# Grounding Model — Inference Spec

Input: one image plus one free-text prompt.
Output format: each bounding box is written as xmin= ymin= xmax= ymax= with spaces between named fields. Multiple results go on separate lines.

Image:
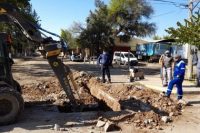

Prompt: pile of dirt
xmin=21 ymin=71 xmax=97 ymax=105
xmin=21 ymin=71 xmax=184 ymax=130
xmin=92 ymin=80 xmax=184 ymax=129
xmin=21 ymin=77 xmax=64 ymax=102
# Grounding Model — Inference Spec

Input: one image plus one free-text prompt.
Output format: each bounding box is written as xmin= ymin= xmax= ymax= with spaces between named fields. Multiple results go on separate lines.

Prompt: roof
xmin=115 ymin=38 xmax=148 ymax=47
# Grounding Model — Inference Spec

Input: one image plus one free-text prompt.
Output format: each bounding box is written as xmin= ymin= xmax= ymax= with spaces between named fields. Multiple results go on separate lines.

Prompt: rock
xmin=147 ymin=126 xmax=153 ymax=129
xmin=148 ymin=119 xmax=153 ymax=123
xmin=104 ymin=121 xmax=119 ymax=132
xmin=80 ymin=71 xmax=87 ymax=77
xmin=79 ymin=87 xmax=84 ymax=94
xmin=127 ymin=96 xmax=131 ymax=99
xmin=168 ymin=102 xmax=172 ymax=106
xmin=144 ymin=119 xmax=149 ymax=124
xmin=96 ymin=120 xmax=106 ymax=128
xmin=96 ymin=77 xmax=101 ymax=81
xmin=134 ymin=120 xmax=141 ymax=123
xmin=161 ymin=116 xmax=170 ymax=123
xmin=54 ymin=124 xmax=61 ymax=131
xmin=156 ymin=126 xmax=163 ymax=130
xmin=169 ymin=112 xmax=174 ymax=117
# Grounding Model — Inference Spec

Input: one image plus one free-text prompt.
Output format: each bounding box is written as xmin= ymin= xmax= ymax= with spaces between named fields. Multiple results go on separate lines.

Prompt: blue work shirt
xmin=173 ymin=60 xmax=186 ymax=78
xmin=98 ymin=52 xmax=111 ymax=66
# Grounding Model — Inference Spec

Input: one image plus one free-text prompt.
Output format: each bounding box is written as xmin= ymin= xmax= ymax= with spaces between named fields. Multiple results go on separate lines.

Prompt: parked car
xmin=70 ymin=54 xmax=83 ymax=62
xmin=113 ymin=51 xmax=138 ymax=66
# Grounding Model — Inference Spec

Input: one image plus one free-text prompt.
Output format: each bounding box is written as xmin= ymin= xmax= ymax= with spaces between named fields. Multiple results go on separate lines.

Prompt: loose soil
xmin=20 ymin=65 xmax=184 ymax=130
xmin=2 ymin=57 xmax=199 ymax=133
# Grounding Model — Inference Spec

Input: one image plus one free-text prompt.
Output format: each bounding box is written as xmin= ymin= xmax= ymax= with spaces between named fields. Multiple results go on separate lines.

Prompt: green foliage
xmin=166 ymin=12 xmax=200 ymax=46
xmin=0 ymin=0 xmax=40 ymax=56
xmin=61 ymin=29 xmax=79 ymax=49
xmin=108 ymin=0 xmax=156 ymax=41
xmin=153 ymin=35 xmax=162 ymax=40
xmin=153 ymin=35 xmax=172 ymax=40
xmin=77 ymin=0 xmax=114 ymax=55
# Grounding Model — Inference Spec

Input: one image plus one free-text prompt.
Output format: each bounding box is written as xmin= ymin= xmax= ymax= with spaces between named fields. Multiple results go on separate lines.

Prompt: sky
xmin=30 ymin=0 xmax=192 ymax=41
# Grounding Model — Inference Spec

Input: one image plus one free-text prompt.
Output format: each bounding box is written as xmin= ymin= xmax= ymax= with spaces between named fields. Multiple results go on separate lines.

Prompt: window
xmin=115 ymin=53 xmax=120 ymax=56
xmin=124 ymin=53 xmax=135 ymax=58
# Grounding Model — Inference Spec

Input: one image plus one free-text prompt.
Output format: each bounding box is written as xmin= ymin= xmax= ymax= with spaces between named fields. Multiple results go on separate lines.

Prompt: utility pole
xmin=187 ymin=0 xmax=194 ymax=80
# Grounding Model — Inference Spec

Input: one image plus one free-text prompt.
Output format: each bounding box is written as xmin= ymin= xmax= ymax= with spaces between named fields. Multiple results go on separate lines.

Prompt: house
xmin=135 ymin=39 xmax=195 ymax=61
xmin=113 ymin=38 xmax=148 ymax=52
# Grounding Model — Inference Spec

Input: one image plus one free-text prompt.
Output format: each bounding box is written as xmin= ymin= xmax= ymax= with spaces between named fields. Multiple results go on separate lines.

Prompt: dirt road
xmin=1 ymin=57 xmax=200 ymax=133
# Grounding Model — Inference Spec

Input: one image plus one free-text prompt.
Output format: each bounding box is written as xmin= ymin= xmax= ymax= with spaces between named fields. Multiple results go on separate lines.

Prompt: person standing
xmin=159 ymin=50 xmax=173 ymax=86
xmin=98 ymin=50 xmax=112 ymax=83
xmin=192 ymin=49 xmax=199 ymax=86
xmin=165 ymin=54 xmax=186 ymax=100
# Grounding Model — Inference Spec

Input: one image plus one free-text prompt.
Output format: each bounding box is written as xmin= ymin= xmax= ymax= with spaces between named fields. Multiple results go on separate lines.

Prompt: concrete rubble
xmin=21 ymin=71 xmax=185 ymax=130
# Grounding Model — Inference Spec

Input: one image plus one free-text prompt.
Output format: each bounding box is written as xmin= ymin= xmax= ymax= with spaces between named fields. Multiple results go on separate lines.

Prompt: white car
xmin=113 ymin=51 xmax=138 ymax=65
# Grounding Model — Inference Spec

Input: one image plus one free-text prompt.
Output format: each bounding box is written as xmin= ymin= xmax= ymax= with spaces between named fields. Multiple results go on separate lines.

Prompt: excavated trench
xmin=57 ymin=100 xmax=112 ymax=113
xmin=21 ymin=71 xmax=185 ymax=129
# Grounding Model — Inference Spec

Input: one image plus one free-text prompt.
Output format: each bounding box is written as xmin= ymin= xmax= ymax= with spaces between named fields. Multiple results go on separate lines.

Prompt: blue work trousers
xmin=166 ymin=77 xmax=184 ymax=99
xmin=101 ymin=65 xmax=111 ymax=82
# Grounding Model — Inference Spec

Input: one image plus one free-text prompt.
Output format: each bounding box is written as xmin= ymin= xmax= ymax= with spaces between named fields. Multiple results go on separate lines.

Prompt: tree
xmin=108 ymin=0 xmax=156 ymax=41
xmin=0 ymin=0 xmax=40 ymax=56
xmin=153 ymin=35 xmax=172 ymax=40
xmin=78 ymin=0 xmax=114 ymax=55
xmin=166 ymin=12 xmax=200 ymax=47
xmin=166 ymin=11 xmax=200 ymax=80
xmin=153 ymin=35 xmax=162 ymax=40
xmin=61 ymin=29 xmax=79 ymax=49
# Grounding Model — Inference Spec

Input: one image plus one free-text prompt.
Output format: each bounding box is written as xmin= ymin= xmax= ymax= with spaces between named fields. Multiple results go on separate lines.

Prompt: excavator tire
xmin=0 ymin=87 xmax=24 ymax=125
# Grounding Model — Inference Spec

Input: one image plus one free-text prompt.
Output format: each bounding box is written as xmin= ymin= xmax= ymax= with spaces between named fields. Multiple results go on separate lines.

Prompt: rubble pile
xmin=21 ymin=71 xmax=97 ymax=105
xmin=86 ymin=78 xmax=184 ymax=129
xmin=21 ymin=71 xmax=184 ymax=130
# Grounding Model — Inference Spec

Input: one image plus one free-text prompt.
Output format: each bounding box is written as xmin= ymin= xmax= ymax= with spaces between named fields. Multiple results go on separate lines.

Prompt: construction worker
xmin=159 ymin=50 xmax=173 ymax=86
xmin=97 ymin=50 xmax=112 ymax=83
xmin=192 ymin=49 xmax=199 ymax=86
xmin=165 ymin=54 xmax=185 ymax=100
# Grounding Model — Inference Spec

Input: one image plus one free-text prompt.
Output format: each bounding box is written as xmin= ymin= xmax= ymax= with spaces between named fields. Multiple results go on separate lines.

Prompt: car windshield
xmin=124 ymin=53 xmax=135 ymax=58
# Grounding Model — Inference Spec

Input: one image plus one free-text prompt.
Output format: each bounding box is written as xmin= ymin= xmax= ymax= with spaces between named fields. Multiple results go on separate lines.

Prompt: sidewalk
xmin=137 ymin=74 xmax=200 ymax=94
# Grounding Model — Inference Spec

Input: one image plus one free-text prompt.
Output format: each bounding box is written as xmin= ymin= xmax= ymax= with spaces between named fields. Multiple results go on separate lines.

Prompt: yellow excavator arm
xmin=0 ymin=2 xmax=79 ymax=108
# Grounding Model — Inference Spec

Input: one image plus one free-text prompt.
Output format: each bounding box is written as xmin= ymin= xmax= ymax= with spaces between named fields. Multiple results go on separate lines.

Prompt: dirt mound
xmin=21 ymin=71 xmax=184 ymax=130
xmin=85 ymin=77 xmax=184 ymax=129
xmin=21 ymin=71 xmax=97 ymax=105
xmin=21 ymin=77 xmax=63 ymax=102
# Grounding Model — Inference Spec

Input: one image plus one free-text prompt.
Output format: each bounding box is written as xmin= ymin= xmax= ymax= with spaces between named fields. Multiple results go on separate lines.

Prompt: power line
xmin=151 ymin=10 xmax=177 ymax=17
xmin=148 ymin=0 xmax=188 ymax=9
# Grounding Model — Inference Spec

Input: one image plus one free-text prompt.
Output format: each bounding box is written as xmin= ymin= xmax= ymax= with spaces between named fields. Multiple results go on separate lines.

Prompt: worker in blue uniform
xmin=165 ymin=54 xmax=186 ymax=100
xmin=98 ymin=50 xmax=112 ymax=83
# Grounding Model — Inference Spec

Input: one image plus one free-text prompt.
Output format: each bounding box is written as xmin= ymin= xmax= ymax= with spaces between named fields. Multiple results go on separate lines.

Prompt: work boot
xmin=107 ymin=79 xmax=111 ymax=83
xmin=177 ymin=99 xmax=188 ymax=105
xmin=160 ymin=91 xmax=170 ymax=98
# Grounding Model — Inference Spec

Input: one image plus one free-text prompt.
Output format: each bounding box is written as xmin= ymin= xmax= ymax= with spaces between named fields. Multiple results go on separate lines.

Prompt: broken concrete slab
xmin=87 ymin=78 xmax=121 ymax=111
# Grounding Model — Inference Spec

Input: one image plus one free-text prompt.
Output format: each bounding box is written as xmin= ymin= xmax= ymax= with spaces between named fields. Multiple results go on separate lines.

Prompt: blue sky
xmin=30 ymin=0 xmax=190 ymax=40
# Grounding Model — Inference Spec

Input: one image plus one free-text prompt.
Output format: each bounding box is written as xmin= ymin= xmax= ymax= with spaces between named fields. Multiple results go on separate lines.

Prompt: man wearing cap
xmin=165 ymin=54 xmax=186 ymax=100
xmin=159 ymin=50 xmax=173 ymax=86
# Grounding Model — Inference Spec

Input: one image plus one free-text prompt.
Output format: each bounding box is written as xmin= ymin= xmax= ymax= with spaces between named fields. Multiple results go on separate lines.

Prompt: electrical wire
xmin=148 ymin=0 xmax=188 ymax=9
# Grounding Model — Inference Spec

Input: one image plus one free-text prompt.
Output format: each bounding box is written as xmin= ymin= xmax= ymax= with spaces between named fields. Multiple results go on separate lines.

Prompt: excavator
xmin=0 ymin=2 xmax=82 ymax=125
